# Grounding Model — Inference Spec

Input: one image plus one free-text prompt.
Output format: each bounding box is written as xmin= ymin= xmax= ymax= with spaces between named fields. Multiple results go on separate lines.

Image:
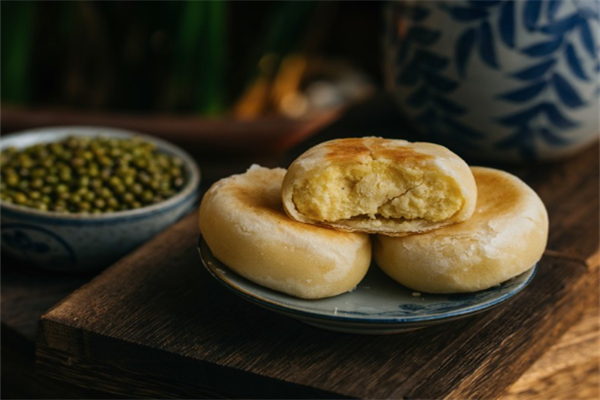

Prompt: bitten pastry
xmin=374 ymin=167 xmax=549 ymax=293
xmin=199 ymin=165 xmax=372 ymax=299
xmin=282 ymin=137 xmax=477 ymax=236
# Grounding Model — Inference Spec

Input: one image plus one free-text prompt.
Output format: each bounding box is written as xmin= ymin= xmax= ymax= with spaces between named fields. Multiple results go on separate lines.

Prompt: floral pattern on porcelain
xmin=384 ymin=0 xmax=599 ymax=162
xmin=1 ymin=224 xmax=77 ymax=267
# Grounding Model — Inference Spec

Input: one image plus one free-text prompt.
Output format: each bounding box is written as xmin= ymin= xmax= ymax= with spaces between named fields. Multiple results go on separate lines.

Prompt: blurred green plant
xmin=2 ymin=2 xmax=36 ymax=104
xmin=155 ymin=1 xmax=226 ymax=115
xmin=0 ymin=1 xmax=318 ymax=116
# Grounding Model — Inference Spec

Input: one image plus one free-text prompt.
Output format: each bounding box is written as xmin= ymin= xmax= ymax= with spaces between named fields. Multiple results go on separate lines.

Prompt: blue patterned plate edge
xmin=198 ymin=236 xmax=537 ymax=334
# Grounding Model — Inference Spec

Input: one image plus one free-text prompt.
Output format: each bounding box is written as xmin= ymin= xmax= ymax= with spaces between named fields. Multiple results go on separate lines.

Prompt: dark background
xmin=2 ymin=1 xmax=384 ymax=116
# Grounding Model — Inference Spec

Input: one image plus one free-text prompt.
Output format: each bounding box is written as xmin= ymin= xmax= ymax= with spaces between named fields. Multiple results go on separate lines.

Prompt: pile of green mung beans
xmin=0 ymin=136 xmax=187 ymax=214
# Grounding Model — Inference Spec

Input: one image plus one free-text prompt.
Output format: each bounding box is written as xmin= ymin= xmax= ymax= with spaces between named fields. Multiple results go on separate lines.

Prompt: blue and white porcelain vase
xmin=384 ymin=0 xmax=600 ymax=163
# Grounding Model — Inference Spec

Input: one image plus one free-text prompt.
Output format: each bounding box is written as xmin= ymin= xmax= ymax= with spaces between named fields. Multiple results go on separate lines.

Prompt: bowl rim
xmin=0 ymin=126 xmax=201 ymax=224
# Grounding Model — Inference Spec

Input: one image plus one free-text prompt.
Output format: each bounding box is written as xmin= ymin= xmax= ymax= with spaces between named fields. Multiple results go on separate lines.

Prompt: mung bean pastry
xmin=374 ymin=167 xmax=549 ymax=293
xmin=199 ymin=165 xmax=371 ymax=299
xmin=282 ymin=137 xmax=477 ymax=236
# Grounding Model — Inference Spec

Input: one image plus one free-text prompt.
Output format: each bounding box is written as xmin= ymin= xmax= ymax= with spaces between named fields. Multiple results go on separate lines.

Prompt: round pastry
xmin=282 ymin=137 xmax=477 ymax=236
xmin=199 ymin=165 xmax=372 ymax=299
xmin=373 ymin=167 xmax=549 ymax=293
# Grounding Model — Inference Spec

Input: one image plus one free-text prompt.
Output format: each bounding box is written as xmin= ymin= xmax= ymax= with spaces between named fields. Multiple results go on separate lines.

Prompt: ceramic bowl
xmin=383 ymin=0 xmax=599 ymax=163
xmin=1 ymin=126 xmax=201 ymax=272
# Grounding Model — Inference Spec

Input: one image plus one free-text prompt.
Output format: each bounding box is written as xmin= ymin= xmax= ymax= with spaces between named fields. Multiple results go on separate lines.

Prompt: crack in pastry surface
xmin=291 ymin=160 xmax=463 ymax=223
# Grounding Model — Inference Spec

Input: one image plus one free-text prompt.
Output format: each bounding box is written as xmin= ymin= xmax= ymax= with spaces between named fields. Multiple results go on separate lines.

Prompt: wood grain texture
xmin=501 ymin=253 xmax=600 ymax=400
xmin=513 ymin=144 xmax=600 ymax=261
xmin=36 ymin=211 xmax=595 ymax=399
xmin=33 ymin=106 xmax=600 ymax=398
xmin=1 ymin=105 xmax=340 ymax=156
xmin=2 ymin=94 xmax=598 ymax=398
xmin=1 ymin=259 xmax=94 ymax=341
xmin=1 ymin=334 xmax=124 ymax=400
xmin=500 ymin=311 xmax=599 ymax=400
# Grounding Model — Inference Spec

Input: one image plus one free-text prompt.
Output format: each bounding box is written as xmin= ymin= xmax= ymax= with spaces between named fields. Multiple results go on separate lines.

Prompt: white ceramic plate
xmin=198 ymin=237 xmax=536 ymax=334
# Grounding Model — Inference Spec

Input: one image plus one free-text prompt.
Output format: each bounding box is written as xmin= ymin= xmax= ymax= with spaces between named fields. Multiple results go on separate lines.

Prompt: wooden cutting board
xmin=35 ymin=143 xmax=599 ymax=399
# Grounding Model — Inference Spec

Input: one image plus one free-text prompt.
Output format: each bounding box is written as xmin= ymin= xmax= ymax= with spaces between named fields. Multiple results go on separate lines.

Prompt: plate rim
xmin=198 ymin=236 xmax=537 ymax=325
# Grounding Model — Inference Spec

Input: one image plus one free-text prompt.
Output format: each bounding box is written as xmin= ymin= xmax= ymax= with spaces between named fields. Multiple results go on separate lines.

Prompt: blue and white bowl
xmin=384 ymin=0 xmax=600 ymax=163
xmin=1 ymin=126 xmax=201 ymax=272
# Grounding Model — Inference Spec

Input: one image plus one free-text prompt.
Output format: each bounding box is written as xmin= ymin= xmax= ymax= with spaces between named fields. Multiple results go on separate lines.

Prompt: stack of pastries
xmin=199 ymin=138 xmax=548 ymax=299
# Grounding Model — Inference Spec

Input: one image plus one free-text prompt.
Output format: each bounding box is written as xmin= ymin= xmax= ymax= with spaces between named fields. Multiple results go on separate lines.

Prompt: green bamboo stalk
xmin=262 ymin=1 xmax=316 ymax=55
xmin=172 ymin=0 xmax=206 ymax=112
xmin=55 ymin=2 xmax=78 ymax=105
xmin=1 ymin=2 xmax=36 ymax=104
xmin=195 ymin=0 xmax=227 ymax=116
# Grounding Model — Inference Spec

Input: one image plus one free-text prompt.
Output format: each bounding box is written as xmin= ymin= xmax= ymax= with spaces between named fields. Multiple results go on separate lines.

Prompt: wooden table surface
xmin=2 ymin=94 xmax=599 ymax=399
